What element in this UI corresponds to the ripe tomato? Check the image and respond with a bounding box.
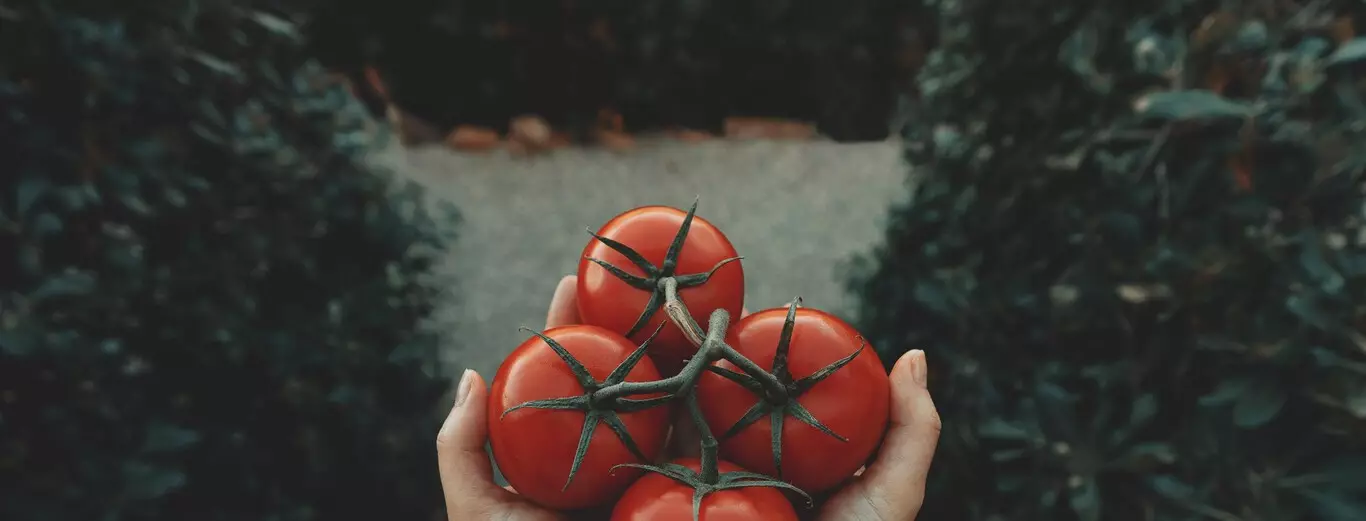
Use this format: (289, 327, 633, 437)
(696, 307, 890, 494)
(577, 204, 745, 375)
(609, 458, 799, 521)
(488, 325, 671, 510)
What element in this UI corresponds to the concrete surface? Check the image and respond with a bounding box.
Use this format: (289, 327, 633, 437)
(377, 138, 908, 380)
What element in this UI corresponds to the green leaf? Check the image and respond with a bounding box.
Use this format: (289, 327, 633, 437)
(249, 11, 301, 39)
(1301, 490, 1366, 521)
(122, 462, 188, 500)
(30, 213, 63, 238)
(1327, 38, 1366, 67)
(142, 422, 202, 453)
(1232, 382, 1287, 428)
(1287, 457, 1366, 491)
(978, 418, 1032, 440)
(1068, 477, 1101, 521)
(1149, 475, 1195, 500)
(119, 193, 152, 215)
(189, 51, 242, 78)
(1286, 294, 1332, 330)
(1299, 235, 1345, 294)
(1129, 394, 1157, 426)
(16, 176, 50, 216)
(0, 324, 41, 356)
(1136, 90, 1251, 123)
(1119, 442, 1177, 465)
(28, 270, 97, 301)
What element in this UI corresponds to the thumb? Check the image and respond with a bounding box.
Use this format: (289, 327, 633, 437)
(858, 349, 941, 515)
(436, 369, 503, 511)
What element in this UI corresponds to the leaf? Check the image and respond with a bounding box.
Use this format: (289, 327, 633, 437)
(979, 417, 1033, 440)
(30, 213, 63, 237)
(0, 325, 40, 356)
(122, 462, 188, 500)
(991, 448, 1031, 462)
(1149, 475, 1195, 500)
(142, 422, 201, 452)
(1200, 377, 1249, 406)
(1068, 477, 1101, 521)
(119, 193, 152, 215)
(1130, 394, 1158, 426)
(189, 51, 242, 78)
(249, 11, 300, 39)
(1286, 294, 1332, 330)
(1327, 37, 1366, 67)
(1136, 90, 1251, 122)
(16, 176, 50, 216)
(1287, 456, 1366, 491)
(1119, 442, 1177, 465)
(28, 270, 97, 301)
(1299, 235, 1346, 294)
(1301, 490, 1366, 521)
(1232, 382, 1287, 428)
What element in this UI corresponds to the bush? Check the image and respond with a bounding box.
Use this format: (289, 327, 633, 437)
(851, 1, 1366, 520)
(0, 2, 456, 520)
(303, 0, 932, 141)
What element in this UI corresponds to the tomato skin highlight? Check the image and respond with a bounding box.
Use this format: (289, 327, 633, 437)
(488, 325, 671, 510)
(577, 206, 745, 375)
(696, 308, 890, 494)
(608, 459, 799, 521)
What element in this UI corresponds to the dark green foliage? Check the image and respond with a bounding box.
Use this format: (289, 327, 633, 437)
(303, 0, 931, 141)
(1, 2, 455, 520)
(852, 1, 1366, 520)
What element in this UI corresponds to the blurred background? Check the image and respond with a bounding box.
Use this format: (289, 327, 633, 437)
(4, 0, 1366, 520)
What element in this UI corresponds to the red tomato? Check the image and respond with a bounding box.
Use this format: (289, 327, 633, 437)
(577, 205, 745, 375)
(609, 458, 799, 521)
(488, 325, 671, 510)
(696, 307, 890, 494)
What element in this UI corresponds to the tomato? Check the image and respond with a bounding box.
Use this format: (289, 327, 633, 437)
(488, 325, 671, 510)
(577, 204, 745, 375)
(696, 307, 890, 494)
(609, 458, 799, 521)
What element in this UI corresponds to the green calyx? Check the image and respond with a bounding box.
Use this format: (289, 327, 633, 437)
(584, 198, 743, 338)
(502, 323, 671, 491)
(705, 298, 867, 479)
(612, 462, 813, 521)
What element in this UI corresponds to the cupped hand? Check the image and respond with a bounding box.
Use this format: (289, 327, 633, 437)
(437, 275, 941, 520)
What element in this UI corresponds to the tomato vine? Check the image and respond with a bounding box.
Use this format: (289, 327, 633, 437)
(500, 200, 873, 519)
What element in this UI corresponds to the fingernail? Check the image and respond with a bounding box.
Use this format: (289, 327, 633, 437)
(454, 369, 475, 407)
(909, 350, 928, 387)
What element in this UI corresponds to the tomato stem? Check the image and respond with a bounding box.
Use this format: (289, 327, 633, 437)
(687, 391, 721, 484)
(662, 277, 708, 347)
(661, 277, 790, 399)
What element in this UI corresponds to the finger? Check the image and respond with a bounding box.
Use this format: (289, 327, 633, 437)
(437, 370, 503, 510)
(546, 275, 580, 328)
(858, 349, 940, 514)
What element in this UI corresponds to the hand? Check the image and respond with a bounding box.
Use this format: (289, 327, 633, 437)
(436, 276, 941, 520)
(807, 347, 940, 520)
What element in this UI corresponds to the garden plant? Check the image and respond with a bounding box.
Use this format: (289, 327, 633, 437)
(851, 0, 1366, 520)
(1, 2, 455, 520)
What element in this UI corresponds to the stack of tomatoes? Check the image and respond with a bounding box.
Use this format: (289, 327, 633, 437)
(486, 203, 891, 519)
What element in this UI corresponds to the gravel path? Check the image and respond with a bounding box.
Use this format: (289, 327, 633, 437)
(378, 138, 907, 380)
